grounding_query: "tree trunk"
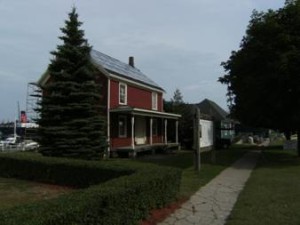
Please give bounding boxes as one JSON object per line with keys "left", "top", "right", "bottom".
{"left": 284, "top": 130, "right": 292, "bottom": 140}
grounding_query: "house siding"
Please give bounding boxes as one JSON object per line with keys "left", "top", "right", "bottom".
{"left": 110, "top": 79, "right": 163, "bottom": 111}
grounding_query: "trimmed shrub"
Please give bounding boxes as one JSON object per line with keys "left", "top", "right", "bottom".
{"left": 0, "top": 153, "right": 181, "bottom": 225}
{"left": 0, "top": 153, "right": 132, "bottom": 188}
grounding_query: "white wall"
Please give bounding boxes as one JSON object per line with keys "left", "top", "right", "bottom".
{"left": 200, "top": 119, "right": 214, "bottom": 148}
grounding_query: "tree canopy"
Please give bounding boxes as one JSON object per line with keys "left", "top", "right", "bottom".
{"left": 37, "top": 8, "right": 106, "bottom": 158}
{"left": 171, "top": 88, "right": 184, "bottom": 105}
{"left": 219, "top": 0, "right": 300, "bottom": 152}
{"left": 164, "top": 89, "right": 194, "bottom": 148}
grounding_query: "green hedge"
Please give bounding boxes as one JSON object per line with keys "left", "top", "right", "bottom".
{"left": 0, "top": 153, "right": 133, "bottom": 188}
{"left": 0, "top": 153, "right": 181, "bottom": 225}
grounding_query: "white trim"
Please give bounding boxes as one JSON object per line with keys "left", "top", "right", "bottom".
{"left": 111, "top": 107, "right": 181, "bottom": 119}
{"left": 152, "top": 92, "right": 158, "bottom": 110}
{"left": 110, "top": 73, "right": 164, "bottom": 94}
{"left": 118, "top": 115, "right": 127, "bottom": 138}
{"left": 119, "top": 82, "right": 127, "bottom": 105}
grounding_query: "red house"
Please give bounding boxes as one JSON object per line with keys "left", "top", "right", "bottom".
{"left": 38, "top": 50, "right": 181, "bottom": 157}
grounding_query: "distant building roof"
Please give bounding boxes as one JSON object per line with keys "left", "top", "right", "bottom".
{"left": 91, "top": 50, "right": 164, "bottom": 91}
{"left": 196, "top": 99, "right": 229, "bottom": 121}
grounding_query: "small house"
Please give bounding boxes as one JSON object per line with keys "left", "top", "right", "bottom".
{"left": 38, "top": 50, "right": 181, "bottom": 156}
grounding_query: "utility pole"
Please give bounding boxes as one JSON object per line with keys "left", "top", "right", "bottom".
{"left": 194, "top": 107, "right": 201, "bottom": 171}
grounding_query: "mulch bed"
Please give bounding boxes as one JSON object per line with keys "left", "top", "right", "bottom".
{"left": 140, "top": 198, "right": 188, "bottom": 225}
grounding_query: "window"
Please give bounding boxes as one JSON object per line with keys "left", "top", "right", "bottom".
{"left": 119, "top": 83, "right": 127, "bottom": 105}
{"left": 152, "top": 118, "right": 158, "bottom": 136}
{"left": 152, "top": 92, "right": 158, "bottom": 110}
{"left": 118, "top": 116, "right": 127, "bottom": 137}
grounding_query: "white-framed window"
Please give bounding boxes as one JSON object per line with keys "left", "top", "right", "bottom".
{"left": 152, "top": 92, "right": 158, "bottom": 110}
{"left": 118, "top": 115, "right": 127, "bottom": 137}
{"left": 119, "top": 83, "right": 127, "bottom": 105}
{"left": 152, "top": 118, "right": 158, "bottom": 136}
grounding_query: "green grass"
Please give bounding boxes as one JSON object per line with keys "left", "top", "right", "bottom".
{"left": 0, "top": 177, "right": 72, "bottom": 209}
{"left": 226, "top": 149, "right": 300, "bottom": 225}
{"left": 0, "top": 148, "right": 246, "bottom": 212}
{"left": 138, "top": 148, "right": 247, "bottom": 198}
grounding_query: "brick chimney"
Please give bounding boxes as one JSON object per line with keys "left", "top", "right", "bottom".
{"left": 129, "top": 56, "right": 134, "bottom": 67}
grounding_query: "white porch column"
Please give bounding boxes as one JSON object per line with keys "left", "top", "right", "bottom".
{"left": 131, "top": 115, "right": 135, "bottom": 149}
{"left": 164, "top": 119, "right": 168, "bottom": 144}
{"left": 150, "top": 118, "right": 153, "bottom": 145}
{"left": 175, "top": 120, "right": 179, "bottom": 144}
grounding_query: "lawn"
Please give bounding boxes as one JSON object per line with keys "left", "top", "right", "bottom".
{"left": 226, "top": 149, "right": 300, "bottom": 225}
{"left": 0, "top": 147, "right": 246, "bottom": 212}
{"left": 0, "top": 177, "right": 72, "bottom": 209}
{"left": 138, "top": 147, "right": 247, "bottom": 198}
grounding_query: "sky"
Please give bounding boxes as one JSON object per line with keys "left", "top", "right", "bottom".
{"left": 0, "top": 0, "right": 285, "bottom": 121}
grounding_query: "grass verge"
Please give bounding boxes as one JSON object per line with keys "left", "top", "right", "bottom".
{"left": 0, "top": 177, "right": 71, "bottom": 210}
{"left": 138, "top": 147, "right": 247, "bottom": 199}
{"left": 226, "top": 149, "right": 300, "bottom": 225}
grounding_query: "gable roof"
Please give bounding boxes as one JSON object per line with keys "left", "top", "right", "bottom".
{"left": 91, "top": 50, "right": 163, "bottom": 91}
{"left": 196, "top": 98, "right": 229, "bottom": 121}
{"left": 38, "top": 49, "right": 164, "bottom": 92}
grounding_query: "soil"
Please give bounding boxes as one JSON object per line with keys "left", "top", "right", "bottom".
{"left": 0, "top": 177, "right": 74, "bottom": 209}
{"left": 140, "top": 198, "right": 188, "bottom": 225}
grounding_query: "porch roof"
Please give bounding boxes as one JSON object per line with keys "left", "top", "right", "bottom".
{"left": 110, "top": 106, "right": 181, "bottom": 119}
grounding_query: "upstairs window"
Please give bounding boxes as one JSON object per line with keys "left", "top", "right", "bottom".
{"left": 152, "top": 92, "right": 158, "bottom": 110}
{"left": 119, "top": 83, "right": 127, "bottom": 105}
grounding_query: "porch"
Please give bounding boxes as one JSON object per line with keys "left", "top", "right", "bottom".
{"left": 114, "top": 142, "right": 180, "bottom": 157}
{"left": 108, "top": 107, "right": 181, "bottom": 157}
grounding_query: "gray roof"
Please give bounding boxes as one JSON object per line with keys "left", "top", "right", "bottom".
{"left": 91, "top": 50, "right": 164, "bottom": 91}
{"left": 196, "top": 99, "right": 229, "bottom": 121}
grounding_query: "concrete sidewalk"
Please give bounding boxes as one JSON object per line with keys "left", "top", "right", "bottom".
{"left": 158, "top": 151, "right": 261, "bottom": 225}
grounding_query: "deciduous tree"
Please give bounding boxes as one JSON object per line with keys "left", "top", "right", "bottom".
{"left": 219, "top": 0, "right": 300, "bottom": 154}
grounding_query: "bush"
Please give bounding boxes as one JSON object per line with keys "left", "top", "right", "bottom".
{"left": 0, "top": 153, "right": 181, "bottom": 225}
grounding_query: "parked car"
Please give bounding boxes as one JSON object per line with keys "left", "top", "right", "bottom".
{"left": 22, "top": 140, "right": 39, "bottom": 151}
{"left": 1, "top": 136, "right": 21, "bottom": 146}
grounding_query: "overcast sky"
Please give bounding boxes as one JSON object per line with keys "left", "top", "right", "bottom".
{"left": 0, "top": 0, "right": 285, "bottom": 121}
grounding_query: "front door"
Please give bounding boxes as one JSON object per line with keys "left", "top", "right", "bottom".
{"left": 135, "top": 116, "right": 146, "bottom": 145}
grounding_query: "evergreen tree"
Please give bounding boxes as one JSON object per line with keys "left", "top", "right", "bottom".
{"left": 171, "top": 88, "right": 184, "bottom": 106}
{"left": 37, "top": 8, "right": 106, "bottom": 159}
{"left": 164, "top": 89, "right": 193, "bottom": 149}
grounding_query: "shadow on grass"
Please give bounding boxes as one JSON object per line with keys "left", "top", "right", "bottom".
{"left": 137, "top": 147, "right": 247, "bottom": 170}
{"left": 259, "top": 149, "right": 300, "bottom": 169}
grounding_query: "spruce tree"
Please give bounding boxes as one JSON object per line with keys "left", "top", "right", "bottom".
{"left": 37, "top": 7, "right": 106, "bottom": 159}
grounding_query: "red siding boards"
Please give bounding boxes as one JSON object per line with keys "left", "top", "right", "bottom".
{"left": 152, "top": 136, "right": 163, "bottom": 144}
{"left": 109, "top": 79, "right": 163, "bottom": 111}
{"left": 127, "top": 85, "right": 152, "bottom": 110}
{"left": 97, "top": 72, "right": 108, "bottom": 112}
{"left": 157, "top": 93, "right": 163, "bottom": 112}
{"left": 110, "top": 79, "right": 119, "bottom": 109}
{"left": 111, "top": 137, "right": 132, "bottom": 148}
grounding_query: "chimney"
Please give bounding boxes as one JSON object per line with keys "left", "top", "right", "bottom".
{"left": 129, "top": 56, "right": 134, "bottom": 67}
